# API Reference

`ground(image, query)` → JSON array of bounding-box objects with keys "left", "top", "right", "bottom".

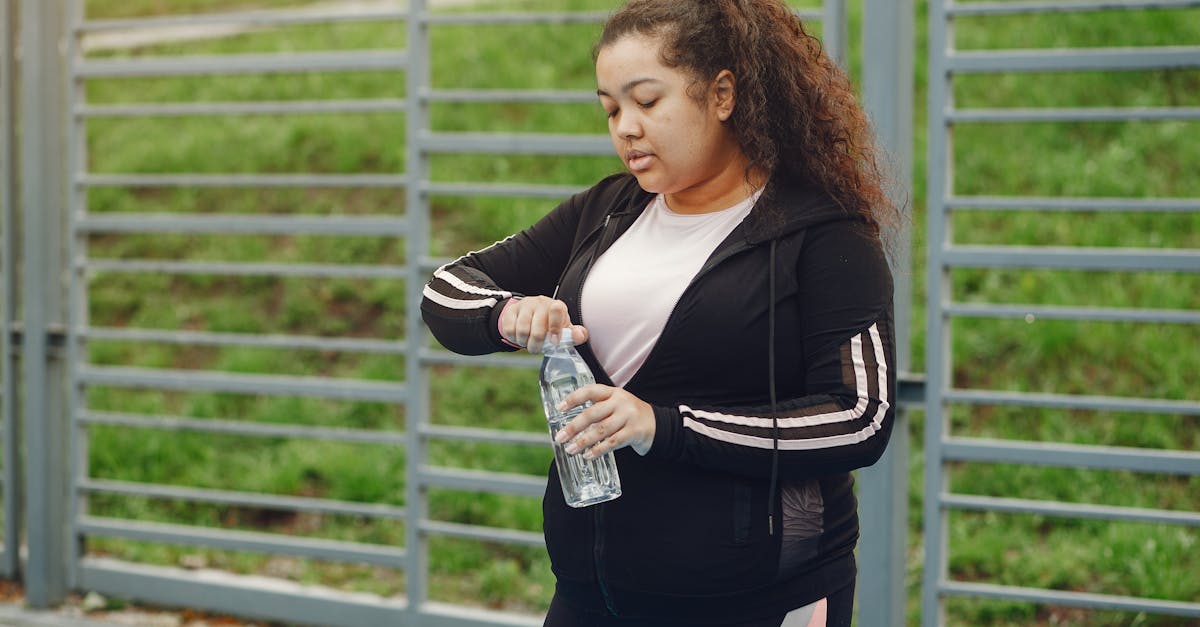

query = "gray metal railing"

[
  {"left": 7, "top": 1, "right": 921, "bottom": 625},
  {"left": 922, "top": 1, "right": 1200, "bottom": 624},
  {"left": 0, "top": 0, "right": 19, "bottom": 581},
  {"left": 66, "top": 0, "right": 424, "bottom": 621}
]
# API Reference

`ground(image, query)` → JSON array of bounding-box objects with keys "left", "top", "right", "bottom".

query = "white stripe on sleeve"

[
  {"left": 422, "top": 284, "right": 499, "bottom": 311},
  {"left": 681, "top": 322, "right": 890, "bottom": 450},
  {"left": 433, "top": 266, "right": 513, "bottom": 300}
]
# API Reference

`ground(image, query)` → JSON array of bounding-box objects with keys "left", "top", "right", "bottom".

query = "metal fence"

[
  {"left": 922, "top": 0, "right": 1200, "bottom": 624},
  {"left": 0, "top": 0, "right": 18, "bottom": 583},
  {"left": 2, "top": 1, "right": 922, "bottom": 626}
]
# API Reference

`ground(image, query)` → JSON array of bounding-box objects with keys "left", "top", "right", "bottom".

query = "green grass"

[{"left": 66, "top": 0, "right": 1200, "bottom": 624}]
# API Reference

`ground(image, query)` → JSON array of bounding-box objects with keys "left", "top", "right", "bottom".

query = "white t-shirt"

[{"left": 580, "top": 189, "right": 762, "bottom": 387}]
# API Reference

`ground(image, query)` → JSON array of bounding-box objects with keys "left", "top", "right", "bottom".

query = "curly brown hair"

[{"left": 596, "top": 0, "right": 900, "bottom": 245}]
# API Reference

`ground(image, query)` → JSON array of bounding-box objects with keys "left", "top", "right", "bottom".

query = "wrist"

[{"left": 495, "top": 297, "right": 524, "bottom": 349}]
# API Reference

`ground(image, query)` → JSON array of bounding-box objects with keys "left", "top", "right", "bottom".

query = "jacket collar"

[
  {"left": 741, "top": 175, "right": 858, "bottom": 244},
  {"left": 604, "top": 172, "right": 858, "bottom": 245}
]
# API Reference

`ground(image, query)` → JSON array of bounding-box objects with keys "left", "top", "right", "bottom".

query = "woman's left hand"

[{"left": 554, "top": 385, "right": 656, "bottom": 458}]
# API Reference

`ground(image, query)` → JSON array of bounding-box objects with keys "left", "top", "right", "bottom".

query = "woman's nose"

[{"left": 615, "top": 112, "right": 642, "bottom": 139}]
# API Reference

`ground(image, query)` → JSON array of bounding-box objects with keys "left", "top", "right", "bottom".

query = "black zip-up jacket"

[{"left": 421, "top": 172, "right": 896, "bottom": 623}]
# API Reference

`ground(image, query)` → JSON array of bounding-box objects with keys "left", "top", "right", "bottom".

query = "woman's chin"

[{"left": 629, "top": 171, "right": 665, "bottom": 193}]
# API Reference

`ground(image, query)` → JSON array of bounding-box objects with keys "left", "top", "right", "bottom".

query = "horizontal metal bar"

[
  {"left": 78, "top": 516, "right": 407, "bottom": 568},
  {"left": 79, "top": 411, "right": 408, "bottom": 446},
  {"left": 421, "top": 256, "right": 448, "bottom": 274},
  {"left": 420, "top": 466, "right": 546, "bottom": 498},
  {"left": 85, "top": 327, "right": 407, "bottom": 355},
  {"left": 78, "top": 8, "right": 409, "bottom": 33},
  {"left": 420, "top": 8, "right": 821, "bottom": 26},
  {"left": 79, "top": 365, "right": 408, "bottom": 403},
  {"left": 84, "top": 259, "right": 407, "bottom": 279},
  {"left": 947, "top": 47, "right": 1200, "bottom": 74},
  {"left": 79, "top": 558, "right": 413, "bottom": 627},
  {"left": 420, "top": 132, "right": 613, "bottom": 155},
  {"left": 80, "top": 478, "right": 407, "bottom": 520},
  {"left": 78, "top": 99, "right": 408, "bottom": 118},
  {"left": 420, "top": 349, "right": 540, "bottom": 370},
  {"left": 424, "top": 89, "right": 597, "bottom": 104},
  {"left": 944, "top": 388, "right": 1200, "bottom": 415},
  {"left": 942, "top": 493, "right": 1200, "bottom": 526},
  {"left": 420, "top": 10, "right": 610, "bottom": 25},
  {"left": 419, "top": 520, "right": 544, "bottom": 547},
  {"left": 420, "top": 181, "right": 583, "bottom": 199},
  {"left": 421, "top": 424, "right": 547, "bottom": 447},
  {"left": 946, "top": 195, "right": 1200, "bottom": 212},
  {"left": 76, "top": 50, "right": 408, "bottom": 79},
  {"left": 79, "top": 173, "right": 408, "bottom": 188},
  {"left": 942, "top": 245, "right": 1200, "bottom": 272},
  {"left": 77, "top": 213, "right": 409, "bottom": 236},
  {"left": 948, "top": 107, "right": 1200, "bottom": 123},
  {"left": 944, "top": 303, "right": 1200, "bottom": 324},
  {"left": 898, "top": 373, "right": 927, "bottom": 408},
  {"left": 940, "top": 581, "right": 1200, "bottom": 618},
  {"left": 947, "top": 0, "right": 1200, "bottom": 16},
  {"left": 941, "top": 437, "right": 1200, "bottom": 475}
]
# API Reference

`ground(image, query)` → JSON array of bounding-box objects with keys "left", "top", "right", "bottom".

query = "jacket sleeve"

[
  {"left": 646, "top": 221, "right": 897, "bottom": 479},
  {"left": 420, "top": 188, "right": 589, "bottom": 356}
]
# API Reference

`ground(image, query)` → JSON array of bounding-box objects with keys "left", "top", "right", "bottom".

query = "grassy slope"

[{"left": 76, "top": 0, "right": 1199, "bottom": 623}]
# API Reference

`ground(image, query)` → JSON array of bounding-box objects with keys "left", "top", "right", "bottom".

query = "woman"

[{"left": 421, "top": 1, "right": 899, "bottom": 625}]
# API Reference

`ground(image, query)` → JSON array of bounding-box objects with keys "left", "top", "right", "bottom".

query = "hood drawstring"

[{"left": 767, "top": 239, "right": 780, "bottom": 536}]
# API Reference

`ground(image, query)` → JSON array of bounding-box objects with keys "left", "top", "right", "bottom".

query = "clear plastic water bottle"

[{"left": 539, "top": 327, "right": 621, "bottom": 508}]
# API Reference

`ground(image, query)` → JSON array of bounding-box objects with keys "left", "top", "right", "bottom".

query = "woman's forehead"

[{"left": 595, "top": 35, "right": 680, "bottom": 88}]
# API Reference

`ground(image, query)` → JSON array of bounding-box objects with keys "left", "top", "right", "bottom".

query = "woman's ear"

[{"left": 713, "top": 69, "right": 736, "bottom": 121}]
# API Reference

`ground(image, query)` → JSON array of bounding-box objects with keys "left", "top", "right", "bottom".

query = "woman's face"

[{"left": 595, "top": 34, "right": 742, "bottom": 201}]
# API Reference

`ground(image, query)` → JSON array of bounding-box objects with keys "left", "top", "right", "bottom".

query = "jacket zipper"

[
  {"left": 571, "top": 214, "right": 611, "bottom": 319},
  {"left": 593, "top": 504, "right": 618, "bottom": 614},
  {"left": 576, "top": 223, "right": 751, "bottom": 616},
  {"left": 564, "top": 212, "right": 622, "bottom": 614}
]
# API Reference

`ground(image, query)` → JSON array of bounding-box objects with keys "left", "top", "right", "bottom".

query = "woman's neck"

[{"left": 664, "top": 157, "right": 768, "bottom": 215}]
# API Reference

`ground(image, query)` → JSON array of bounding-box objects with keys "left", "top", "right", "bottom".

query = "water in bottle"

[{"left": 539, "top": 327, "right": 621, "bottom": 508}]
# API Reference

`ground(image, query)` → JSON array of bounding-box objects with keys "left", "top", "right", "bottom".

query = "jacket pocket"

[{"left": 602, "top": 457, "right": 779, "bottom": 596}]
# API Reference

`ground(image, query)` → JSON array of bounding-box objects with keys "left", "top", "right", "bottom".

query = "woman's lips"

[{"left": 626, "top": 151, "right": 654, "bottom": 172}]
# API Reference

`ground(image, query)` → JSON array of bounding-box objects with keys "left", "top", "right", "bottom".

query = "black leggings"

[{"left": 543, "top": 580, "right": 855, "bottom": 627}]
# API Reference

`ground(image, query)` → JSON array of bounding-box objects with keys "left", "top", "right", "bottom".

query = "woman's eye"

[
  {"left": 638, "top": 99, "right": 657, "bottom": 109},
  {"left": 605, "top": 108, "right": 618, "bottom": 119}
]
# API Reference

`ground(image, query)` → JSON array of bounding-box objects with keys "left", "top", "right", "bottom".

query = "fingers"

[
  {"left": 500, "top": 297, "right": 576, "bottom": 353},
  {"left": 554, "top": 386, "right": 655, "bottom": 458}
]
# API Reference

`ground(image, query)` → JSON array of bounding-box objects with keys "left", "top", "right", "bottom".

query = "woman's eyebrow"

[{"left": 596, "top": 77, "right": 663, "bottom": 97}]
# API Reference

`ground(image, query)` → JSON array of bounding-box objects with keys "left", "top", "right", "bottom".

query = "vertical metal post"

[
  {"left": 857, "top": 0, "right": 914, "bottom": 624},
  {"left": 823, "top": 0, "right": 849, "bottom": 68},
  {"left": 404, "top": 0, "right": 431, "bottom": 617},
  {"left": 18, "top": 0, "right": 69, "bottom": 607},
  {"left": 64, "top": 0, "right": 87, "bottom": 589},
  {"left": 0, "top": 0, "right": 20, "bottom": 579},
  {"left": 922, "top": 0, "right": 952, "bottom": 625}
]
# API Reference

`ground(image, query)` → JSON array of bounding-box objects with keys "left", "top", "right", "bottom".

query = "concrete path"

[{"left": 0, "top": 604, "right": 114, "bottom": 627}]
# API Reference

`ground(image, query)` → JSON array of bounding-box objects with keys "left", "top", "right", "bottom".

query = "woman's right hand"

[{"left": 498, "top": 296, "right": 589, "bottom": 353}]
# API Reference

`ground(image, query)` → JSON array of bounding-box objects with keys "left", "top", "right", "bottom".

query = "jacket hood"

[
  {"left": 603, "top": 172, "right": 859, "bottom": 246},
  {"left": 741, "top": 176, "right": 860, "bottom": 244}
]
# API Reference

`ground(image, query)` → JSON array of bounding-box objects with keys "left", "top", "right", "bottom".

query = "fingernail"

[
  {"left": 565, "top": 443, "right": 578, "bottom": 455},
  {"left": 555, "top": 401, "right": 567, "bottom": 411},
  {"left": 554, "top": 431, "right": 567, "bottom": 444}
]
